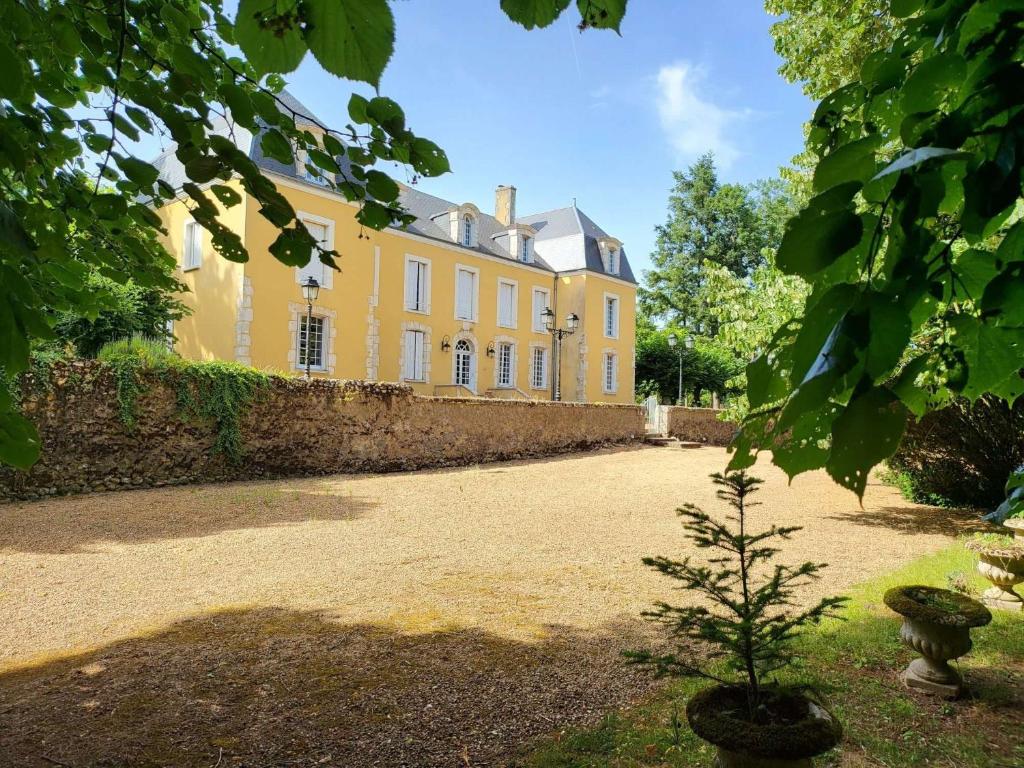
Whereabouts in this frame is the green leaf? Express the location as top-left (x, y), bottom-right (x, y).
top-left (871, 147), bottom-right (969, 181)
top-left (365, 170), bottom-right (399, 203)
top-left (576, 0), bottom-right (627, 32)
top-left (93, 193), bottom-right (128, 220)
top-left (234, 0), bottom-right (307, 75)
top-left (348, 93), bottom-right (370, 123)
top-left (0, 406), bottom-right (41, 470)
top-left (812, 136), bottom-right (882, 193)
top-left (184, 156), bottom-right (222, 184)
top-left (501, 0), bottom-right (571, 29)
top-left (117, 156), bottom-right (159, 187)
top-left (356, 200), bottom-right (394, 230)
top-left (410, 138), bottom-right (450, 177)
top-left (827, 386), bottom-right (907, 497)
top-left (776, 208), bottom-right (864, 277)
top-left (304, 0), bottom-right (395, 87)
top-left (268, 226), bottom-right (313, 267)
top-left (901, 53), bottom-right (966, 114)
top-left (260, 129), bottom-right (293, 164)
top-left (0, 40), bottom-right (26, 99)
top-left (890, 0), bottom-right (923, 18)
top-left (366, 96), bottom-right (405, 135)
top-left (210, 184), bottom-right (243, 207)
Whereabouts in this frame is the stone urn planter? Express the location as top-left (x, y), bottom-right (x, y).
top-left (965, 535), bottom-right (1024, 612)
top-left (883, 585), bottom-right (992, 698)
top-left (685, 685), bottom-right (842, 767)
top-left (1004, 516), bottom-right (1024, 542)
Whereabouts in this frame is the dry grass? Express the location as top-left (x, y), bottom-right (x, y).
top-left (0, 446), bottom-right (980, 766)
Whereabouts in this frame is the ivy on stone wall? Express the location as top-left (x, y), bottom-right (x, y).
top-left (96, 338), bottom-right (270, 461)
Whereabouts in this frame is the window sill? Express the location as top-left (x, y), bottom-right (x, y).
top-left (497, 323), bottom-right (517, 330)
top-left (404, 306), bottom-right (431, 315)
top-left (182, 264), bottom-right (201, 272)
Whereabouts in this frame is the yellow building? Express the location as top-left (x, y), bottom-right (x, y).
top-left (155, 92), bottom-right (636, 403)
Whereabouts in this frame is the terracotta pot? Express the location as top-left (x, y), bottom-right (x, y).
top-left (685, 685), bottom-right (841, 768)
top-left (883, 586), bottom-right (992, 698)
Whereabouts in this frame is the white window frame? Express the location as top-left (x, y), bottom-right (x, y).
top-left (182, 219), bottom-right (203, 271)
top-left (295, 211), bottom-right (335, 290)
top-left (496, 341), bottom-right (515, 388)
top-left (402, 328), bottom-right (427, 382)
top-left (296, 314), bottom-right (328, 372)
top-left (607, 248), bottom-right (619, 275)
top-left (531, 287), bottom-right (551, 333)
top-left (602, 351), bottom-right (618, 395)
top-left (453, 337), bottom-right (476, 391)
top-left (520, 235), bottom-right (532, 263)
top-left (496, 278), bottom-right (518, 329)
top-left (403, 254), bottom-right (431, 314)
top-left (461, 214), bottom-right (475, 247)
top-left (454, 264), bottom-right (480, 322)
top-left (603, 292), bottom-right (620, 339)
top-left (529, 345), bottom-right (548, 391)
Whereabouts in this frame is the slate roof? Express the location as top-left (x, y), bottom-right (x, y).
top-left (153, 90), bottom-right (635, 283)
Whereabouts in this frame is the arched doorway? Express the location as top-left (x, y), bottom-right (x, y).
top-left (454, 338), bottom-right (475, 392)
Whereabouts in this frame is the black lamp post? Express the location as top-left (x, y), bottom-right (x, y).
top-left (300, 275), bottom-right (320, 379)
top-left (543, 307), bottom-right (579, 402)
top-left (667, 332), bottom-right (695, 405)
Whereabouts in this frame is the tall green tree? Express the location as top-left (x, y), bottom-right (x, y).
top-left (765, 0), bottom-right (897, 100)
top-left (635, 316), bottom-right (743, 405)
top-left (641, 155), bottom-right (770, 333)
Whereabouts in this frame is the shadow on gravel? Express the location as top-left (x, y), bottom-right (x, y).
top-left (0, 483), bottom-right (378, 554)
top-left (0, 608), bottom-right (659, 768)
top-left (824, 504), bottom-right (987, 537)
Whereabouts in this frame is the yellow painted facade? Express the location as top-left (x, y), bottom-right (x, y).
top-left (159, 175), bottom-right (636, 403)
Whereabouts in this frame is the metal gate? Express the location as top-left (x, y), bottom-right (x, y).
top-left (643, 395), bottom-right (666, 434)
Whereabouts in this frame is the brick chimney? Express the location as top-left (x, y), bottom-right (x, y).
top-left (495, 185), bottom-right (516, 226)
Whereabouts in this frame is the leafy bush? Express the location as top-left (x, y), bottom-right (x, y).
top-left (888, 397), bottom-right (1024, 509)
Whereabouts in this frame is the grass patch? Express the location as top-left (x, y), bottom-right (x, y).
top-left (518, 545), bottom-right (1024, 767)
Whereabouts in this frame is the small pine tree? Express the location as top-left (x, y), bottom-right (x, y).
top-left (627, 471), bottom-right (847, 721)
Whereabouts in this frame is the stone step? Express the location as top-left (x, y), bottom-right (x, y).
top-left (644, 435), bottom-right (678, 446)
top-left (678, 441), bottom-right (704, 449)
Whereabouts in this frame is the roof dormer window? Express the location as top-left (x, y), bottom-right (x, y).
top-left (447, 204), bottom-right (480, 247)
top-left (520, 236), bottom-right (532, 263)
top-left (598, 236), bottom-right (622, 276)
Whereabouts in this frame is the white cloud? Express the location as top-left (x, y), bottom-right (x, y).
top-left (655, 62), bottom-right (747, 169)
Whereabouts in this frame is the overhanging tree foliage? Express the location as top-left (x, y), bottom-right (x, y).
top-left (731, 0), bottom-right (1024, 497)
top-left (0, 0), bottom-right (628, 468)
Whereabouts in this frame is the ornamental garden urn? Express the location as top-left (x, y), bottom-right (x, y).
top-left (965, 534), bottom-right (1024, 612)
top-left (883, 585), bottom-right (992, 698)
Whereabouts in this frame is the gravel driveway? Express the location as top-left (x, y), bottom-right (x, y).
top-left (0, 446), bottom-right (977, 766)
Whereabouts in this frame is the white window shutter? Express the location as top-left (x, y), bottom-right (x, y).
top-left (457, 270), bottom-right (472, 319)
top-left (405, 261), bottom-right (418, 310)
top-left (403, 331), bottom-right (416, 379)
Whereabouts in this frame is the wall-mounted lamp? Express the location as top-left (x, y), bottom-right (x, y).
top-left (440, 335), bottom-right (451, 352)
top-left (485, 341), bottom-right (496, 358)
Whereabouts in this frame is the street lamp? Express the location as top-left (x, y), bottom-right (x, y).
top-left (667, 332), bottom-right (695, 405)
top-left (543, 307), bottom-right (579, 402)
top-left (300, 276), bottom-right (320, 379)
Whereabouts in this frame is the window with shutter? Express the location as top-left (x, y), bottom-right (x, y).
top-left (455, 267), bottom-right (477, 321)
top-left (183, 221), bottom-right (203, 270)
top-left (404, 257), bottom-right (429, 312)
top-left (532, 288), bottom-right (550, 332)
top-left (403, 330), bottom-right (425, 381)
top-left (297, 217), bottom-right (331, 287)
top-left (497, 280), bottom-right (516, 328)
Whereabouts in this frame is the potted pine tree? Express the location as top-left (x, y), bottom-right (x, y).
top-left (628, 472), bottom-right (846, 767)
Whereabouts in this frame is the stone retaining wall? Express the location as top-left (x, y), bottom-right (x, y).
top-left (665, 406), bottom-right (736, 446)
top-left (0, 362), bottom-right (644, 500)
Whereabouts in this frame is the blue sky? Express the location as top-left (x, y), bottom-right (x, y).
top-left (267, 2), bottom-right (813, 279)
